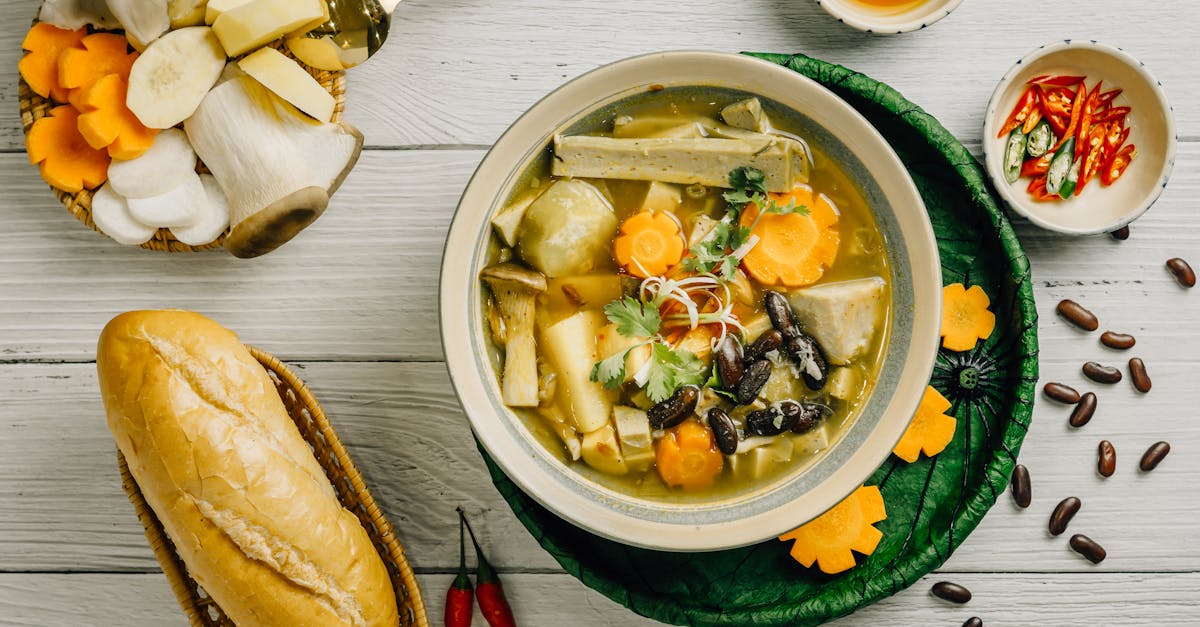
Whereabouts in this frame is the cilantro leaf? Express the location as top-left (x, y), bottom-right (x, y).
top-left (727, 166), bottom-right (767, 197)
top-left (645, 343), bottom-right (708, 403)
top-left (603, 296), bottom-right (661, 338)
top-left (590, 348), bottom-right (631, 389)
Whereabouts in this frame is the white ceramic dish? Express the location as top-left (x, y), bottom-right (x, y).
top-left (817, 0), bottom-right (963, 34)
top-left (440, 51), bottom-right (942, 551)
top-left (982, 40), bottom-right (1176, 235)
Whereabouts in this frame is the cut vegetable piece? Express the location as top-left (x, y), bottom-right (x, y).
top-left (940, 283), bottom-right (996, 352)
top-left (740, 184), bottom-right (840, 287)
top-left (778, 485), bottom-right (886, 574)
top-left (168, 0), bottom-right (208, 27)
top-left (655, 420), bottom-right (724, 491)
top-left (285, 33), bottom-right (366, 72)
top-left (238, 47), bottom-right (336, 121)
top-left (515, 179), bottom-right (618, 278)
top-left (552, 135), bottom-right (807, 193)
top-left (826, 366), bottom-right (863, 402)
top-left (107, 0), bottom-right (170, 50)
top-left (127, 172), bottom-right (206, 228)
top-left (184, 74), bottom-right (361, 257)
top-left (538, 404), bottom-right (582, 462)
top-left (612, 406), bottom-right (653, 454)
top-left (290, 0), bottom-right (331, 36)
top-left (720, 97), bottom-right (767, 132)
top-left (19, 23), bottom-right (87, 102)
top-left (74, 74), bottom-right (158, 160)
top-left (38, 0), bottom-right (120, 30)
top-left (580, 424), bottom-right (629, 476)
top-left (613, 211), bottom-right (685, 278)
top-left (107, 128), bottom-right (197, 199)
top-left (491, 188), bottom-right (542, 247)
top-left (728, 435), bottom-right (792, 481)
top-left (892, 386), bottom-right (957, 463)
top-left (126, 27), bottom-right (226, 129)
top-left (205, 0), bottom-right (250, 24)
top-left (539, 310), bottom-right (612, 434)
top-left (481, 263), bottom-right (547, 408)
top-left (26, 106), bottom-right (110, 193)
top-left (787, 277), bottom-right (887, 365)
top-left (595, 323), bottom-right (650, 385)
top-left (211, 0), bottom-right (327, 57)
top-left (90, 182), bottom-right (157, 245)
top-left (170, 174), bottom-right (231, 245)
top-left (56, 32), bottom-right (136, 95)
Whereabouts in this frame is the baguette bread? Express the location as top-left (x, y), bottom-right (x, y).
top-left (97, 310), bottom-right (399, 627)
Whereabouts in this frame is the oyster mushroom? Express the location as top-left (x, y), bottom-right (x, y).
top-left (481, 263), bottom-right (547, 407)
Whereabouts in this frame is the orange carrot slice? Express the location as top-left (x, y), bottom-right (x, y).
top-left (892, 386), bottom-right (957, 463)
top-left (27, 105), bottom-right (111, 193)
top-left (740, 184), bottom-right (840, 287)
top-left (655, 420), bottom-right (724, 491)
top-left (74, 74), bottom-right (158, 160)
top-left (19, 23), bottom-right (87, 103)
top-left (940, 283), bottom-right (997, 352)
top-left (58, 33), bottom-right (137, 96)
top-left (613, 211), bottom-right (685, 278)
top-left (778, 485), bottom-right (887, 574)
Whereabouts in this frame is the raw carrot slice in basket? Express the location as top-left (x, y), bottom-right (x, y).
top-left (778, 485), bottom-right (887, 574)
top-left (58, 33), bottom-right (137, 97)
top-left (656, 420), bottom-right (724, 491)
top-left (19, 23), bottom-right (87, 102)
top-left (940, 283), bottom-right (996, 352)
top-left (892, 385), bottom-right (957, 463)
top-left (74, 74), bottom-right (158, 159)
top-left (27, 105), bottom-right (111, 193)
top-left (740, 184), bottom-right (840, 288)
top-left (614, 211), bottom-right (685, 278)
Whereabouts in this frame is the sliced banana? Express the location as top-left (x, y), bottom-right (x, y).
top-left (128, 172), bottom-right (206, 228)
top-left (91, 183), bottom-right (157, 245)
top-left (127, 26), bottom-right (226, 129)
top-left (170, 174), bottom-right (231, 246)
top-left (108, 128), bottom-right (197, 199)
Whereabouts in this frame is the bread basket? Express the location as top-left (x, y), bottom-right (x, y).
top-left (18, 15), bottom-right (347, 253)
top-left (117, 346), bottom-right (428, 626)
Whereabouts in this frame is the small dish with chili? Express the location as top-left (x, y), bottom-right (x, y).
top-left (983, 40), bottom-right (1175, 235)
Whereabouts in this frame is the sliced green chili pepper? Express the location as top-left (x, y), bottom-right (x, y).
top-left (1058, 156), bottom-right (1082, 199)
top-left (1045, 137), bottom-right (1076, 195)
top-left (1025, 120), bottom-right (1054, 158)
top-left (1004, 127), bottom-right (1027, 184)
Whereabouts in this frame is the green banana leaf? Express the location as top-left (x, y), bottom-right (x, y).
top-left (482, 52), bottom-right (1040, 626)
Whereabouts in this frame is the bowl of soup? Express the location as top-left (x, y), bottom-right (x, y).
top-left (441, 51), bottom-right (942, 551)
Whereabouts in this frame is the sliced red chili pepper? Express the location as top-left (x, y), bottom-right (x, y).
top-left (1039, 86), bottom-right (1075, 119)
top-left (1075, 81), bottom-right (1102, 160)
top-left (1092, 106), bottom-right (1131, 125)
top-left (998, 87), bottom-right (1038, 138)
top-left (1079, 124), bottom-right (1108, 192)
top-left (1100, 121), bottom-right (1123, 162)
top-left (1052, 82), bottom-right (1087, 153)
top-left (1028, 74), bottom-right (1086, 87)
top-left (1045, 112), bottom-right (1069, 137)
top-left (1021, 153), bottom-right (1053, 178)
top-left (1101, 144), bottom-right (1136, 186)
top-left (1027, 176), bottom-right (1055, 202)
top-left (1097, 88), bottom-right (1124, 107)
top-left (1021, 89), bottom-right (1044, 134)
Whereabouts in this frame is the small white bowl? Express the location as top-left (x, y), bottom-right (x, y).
top-left (982, 40), bottom-right (1176, 235)
top-left (817, 0), bottom-right (963, 34)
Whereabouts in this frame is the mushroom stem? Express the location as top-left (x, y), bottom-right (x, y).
top-left (481, 263), bottom-right (547, 407)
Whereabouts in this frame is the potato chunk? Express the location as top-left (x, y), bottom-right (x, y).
top-left (516, 179), bottom-right (618, 278)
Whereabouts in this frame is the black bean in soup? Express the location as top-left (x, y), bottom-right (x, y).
top-left (1082, 362), bottom-right (1121, 384)
top-left (930, 581), bottom-right (972, 604)
top-left (1049, 496), bottom-right (1081, 536)
top-left (1069, 393), bottom-right (1097, 428)
top-left (735, 360), bottom-right (772, 405)
top-left (787, 402), bottom-right (829, 435)
top-left (764, 291), bottom-right (799, 340)
top-left (1128, 358), bottom-right (1151, 393)
top-left (706, 408), bottom-right (739, 456)
top-left (744, 329), bottom-right (783, 361)
top-left (1056, 299), bottom-right (1099, 331)
top-left (963, 618), bottom-right (984, 627)
top-left (1109, 225), bottom-right (1130, 241)
top-left (1097, 440), bottom-right (1116, 478)
top-left (1069, 534), bottom-right (1107, 564)
top-left (1166, 258), bottom-right (1196, 288)
top-left (1042, 382), bottom-right (1081, 404)
top-left (715, 335), bottom-right (744, 390)
top-left (1099, 331), bottom-right (1136, 350)
top-left (1010, 464), bottom-right (1031, 509)
top-left (647, 386), bottom-right (699, 430)
top-left (1140, 441), bottom-right (1171, 471)
top-left (745, 406), bottom-right (797, 437)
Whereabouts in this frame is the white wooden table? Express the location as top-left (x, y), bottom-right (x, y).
top-left (2, 1), bottom-right (1198, 625)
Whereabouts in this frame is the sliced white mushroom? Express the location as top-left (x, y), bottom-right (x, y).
top-left (170, 174), bottom-right (231, 246)
top-left (127, 172), bottom-right (206, 228)
top-left (481, 263), bottom-right (548, 408)
top-left (90, 183), bottom-right (156, 245)
top-left (107, 129), bottom-right (197, 199)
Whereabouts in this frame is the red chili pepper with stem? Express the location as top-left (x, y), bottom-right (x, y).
top-left (1028, 74), bottom-right (1086, 87)
top-left (461, 511), bottom-right (517, 627)
top-left (445, 511), bottom-right (475, 627)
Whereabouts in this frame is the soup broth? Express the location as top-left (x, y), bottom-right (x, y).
top-left (480, 87), bottom-right (892, 501)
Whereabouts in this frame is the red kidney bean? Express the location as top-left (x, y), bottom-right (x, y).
top-left (735, 360), bottom-right (772, 405)
top-left (1128, 358), bottom-right (1151, 393)
top-left (1100, 331), bottom-right (1136, 350)
top-left (1069, 393), bottom-right (1097, 428)
top-left (647, 386), bottom-right (699, 430)
top-left (1082, 362), bottom-right (1121, 384)
top-left (1166, 258), bottom-right (1196, 288)
top-left (1140, 441), bottom-right (1171, 471)
top-left (1010, 464), bottom-right (1031, 508)
top-left (784, 401), bottom-right (829, 435)
top-left (1097, 440), bottom-right (1116, 478)
top-left (1056, 299), bottom-right (1099, 331)
top-left (744, 329), bottom-right (783, 361)
top-left (1109, 225), bottom-right (1130, 240)
top-left (706, 408), bottom-right (738, 455)
top-left (1043, 382), bottom-right (1081, 404)
top-left (1049, 497), bottom-right (1081, 536)
top-left (930, 581), bottom-right (972, 604)
top-left (715, 335), bottom-right (744, 390)
top-left (1069, 534), bottom-right (1107, 564)
top-left (764, 291), bottom-right (799, 340)
top-left (963, 618), bottom-right (984, 627)
top-left (745, 405), bottom-right (797, 437)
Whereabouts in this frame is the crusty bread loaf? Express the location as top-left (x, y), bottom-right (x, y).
top-left (97, 310), bottom-right (399, 627)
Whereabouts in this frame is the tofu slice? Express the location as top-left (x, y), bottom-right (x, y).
top-left (721, 98), bottom-right (767, 133)
top-left (606, 180), bottom-right (683, 214)
top-left (787, 277), bottom-right (888, 365)
top-left (612, 406), bottom-right (655, 472)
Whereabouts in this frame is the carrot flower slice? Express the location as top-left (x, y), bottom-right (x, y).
top-left (892, 385), bottom-right (957, 463)
top-left (940, 283), bottom-right (996, 352)
top-left (58, 33), bottom-right (137, 96)
top-left (778, 485), bottom-right (887, 574)
top-left (655, 420), bottom-right (724, 491)
top-left (26, 105), bottom-right (110, 193)
top-left (74, 74), bottom-right (158, 160)
top-left (19, 23), bottom-right (87, 103)
top-left (613, 211), bottom-right (685, 278)
top-left (740, 184), bottom-right (840, 288)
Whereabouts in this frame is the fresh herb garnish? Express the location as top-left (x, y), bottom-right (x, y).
top-left (591, 347), bottom-right (633, 390)
top-left (589, 295), bottom-right (708, 402)
top-left (645, 343), bottom-right (708, 403)
top-left (602, 296), bottom-right (661, 338)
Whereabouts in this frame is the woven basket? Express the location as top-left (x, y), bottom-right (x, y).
top-left (117, 346), bottom-right (428, 626)
top-left (18, 18), bottom-right (347, 253)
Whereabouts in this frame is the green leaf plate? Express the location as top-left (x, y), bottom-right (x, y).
top-left (481, 52), bottom-right (1040, 626)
